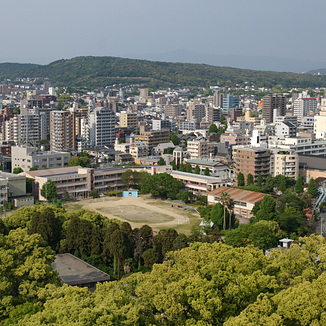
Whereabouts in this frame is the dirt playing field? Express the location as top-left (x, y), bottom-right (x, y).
top-left (65, 196), bottom-right (201, 234)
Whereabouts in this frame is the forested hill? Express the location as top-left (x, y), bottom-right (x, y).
top-left (1, 56), bottom-right (326, 89)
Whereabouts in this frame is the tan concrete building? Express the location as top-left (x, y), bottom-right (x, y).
top-left (270, 150), bottom-right (298, 179)
top-left (50, 111), bottom-right (75, 151)
top-left (233, 146), bottom-right (271, 184)
top-left (134, 125), bottom-right (170, 155)
top-left (187, 139), bottom-right (214, 159)
top-left (119, 112), bottom-right (138, 132)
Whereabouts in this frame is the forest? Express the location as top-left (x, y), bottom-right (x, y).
top-left (0, 185), bottom-right (323, 326)
top-left (1, 56), bottom-right (326, 89)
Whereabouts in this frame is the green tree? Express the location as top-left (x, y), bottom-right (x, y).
top-left (171, 160), bottom-right (177, 170)
top-left (247, 173), bottom-right (254, 185)
top-left (225, 220), bottom-right (285, 250)
top-left (237, 172), bottom-right (245, 186)
top-left (220, 191), bottom-right (231, 230)
top-left (40, 180), bottom-right (57, 202)
top-left (170, 133), bottom-right (180, 145)
top-left (204, 167), bottom-right (210, 176)
top-left (140, 173), bottom-right (184, 199)
top-left (29, 167), bottom-right (38, 171)
top-left (194, 165), bottom-right (200, 174)
top-left (158, 157), bottom-right (165, 166)
top-left (179, 162), bottom-right (185, 172)
top-left (307, 178), bottom-right (317, 196)
top-left (0, 228), bottom-right (60, 320)
top-left (28, 206), bottom-right (63, 250)
top-left (208, 124), bottom-right (218, 134)
top-left (13, 167), bottom-right (23, 174)
top-left (257, 174), bottom-right (263, 187)
top-left (294, 175), bottom-right (304, 194)
top-left (186, 164), bottom-right (192, 173)
top-left (253, 195), bottom-right (276, 221)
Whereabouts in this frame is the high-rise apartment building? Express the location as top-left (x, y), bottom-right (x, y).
top-left (88, 107), bottom-right (115, 147)
top-left (233, 146), bottom-right (271, 185)
top-left (187, 103), bottom-right (206, 123)
top-left (213, 91), bottom-right (224, 107)
top-left (294, 97), bottom-right (317, 124)
top-left (50, 111), bottom-right (75, 151)
top-left (262, 95), bottom-right (286, 123)
top-left (12, 108), bottom-right (47, 144)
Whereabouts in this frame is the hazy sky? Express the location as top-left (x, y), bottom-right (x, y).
top-left (1, 0), bottom-right (326, 66)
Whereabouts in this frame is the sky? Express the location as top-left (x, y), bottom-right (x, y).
top-left (1, 0), bottom-right (326, 71)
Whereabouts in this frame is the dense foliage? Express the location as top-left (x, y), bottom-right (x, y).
top-left (10, 235), bottom-right (326, 325)
top-left (2, 56), bottom-right (326, 89)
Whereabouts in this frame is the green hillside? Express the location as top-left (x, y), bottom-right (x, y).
top-left (1, 56), bottom-right (326, 88)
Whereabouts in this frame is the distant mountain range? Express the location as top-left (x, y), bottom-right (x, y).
top-left (1, 56), bottom-right (326, 89)
top-left (306, 68), bottom-right (326, 75)
top-left (124, 49), bottom-right (326, 74)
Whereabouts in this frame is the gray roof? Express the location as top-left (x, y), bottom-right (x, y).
top-left (52, 254), bottom-right (110, 286)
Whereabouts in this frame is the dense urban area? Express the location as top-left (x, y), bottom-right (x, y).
top-left (1, 59), bottom-right (326, 325)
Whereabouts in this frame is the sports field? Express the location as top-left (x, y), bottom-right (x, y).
top-left (65, 196), bottom-right (201, 234)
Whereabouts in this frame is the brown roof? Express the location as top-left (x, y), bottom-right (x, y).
top-left (208, 186), bottom-right (267, 204)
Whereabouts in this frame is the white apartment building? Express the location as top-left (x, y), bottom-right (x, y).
top-left (274, 121), bottom-right (296, 139)
top-left (11, 146), bottom-right (70, 172)
top-left (88, 107), bottom-right (115, 147)
top-left (293, 97), bottom-right (317, 124)
top-left (270, 150), bottom-right (299, 179)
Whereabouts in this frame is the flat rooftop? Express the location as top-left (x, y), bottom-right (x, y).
top-left (51, 253), bottom-right (110, 286)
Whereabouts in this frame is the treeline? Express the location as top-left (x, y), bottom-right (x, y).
top-left (1, 56), bottom-right (326, 88)
top-left (2, 225), bottom-right (326, 325)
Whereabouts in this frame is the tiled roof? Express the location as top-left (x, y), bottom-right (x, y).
top-left (208, 186), bottom-right (267, 204)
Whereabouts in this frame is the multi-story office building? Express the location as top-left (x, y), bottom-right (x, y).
top-left (164, 105), bottom-right (183, 118)
top-left (152, 119), bottom-right (174, 131)
top-left (262, 95), bottom-right (286, 124)
top-left (134, 125), bottom-right (170, 155)
top-left (233, 146), bottom-right (271, 184)
top-left (270, 150), bottom-right (298, 179)
top-left (222, 94), bottom-right (240, 115)
top-left (11, 146), bottom-right (70, 172)
top-left (120, 112), bottom-right (138, 132)
top-left (187, 139), bottom-right (214, 159)
top-left (50, 111), bottom-right (75, 151)
top-left (213, 91), bottom-right (224, 107)
top-left (220, 131), bottom-right (251, 146)
top-left (88, 107), bottom-right (115, 147)
top-left (187, 103), bottom-right (206, 123)
top-left (206, 107), bottom-right (221, 124)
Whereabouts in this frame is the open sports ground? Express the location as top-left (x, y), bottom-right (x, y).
top-left (65, 196), bottom-right (201, 234)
